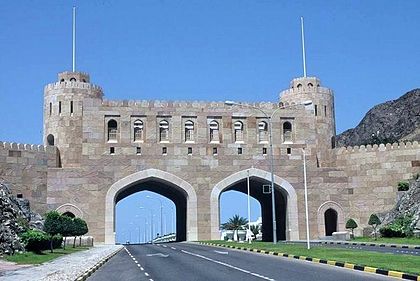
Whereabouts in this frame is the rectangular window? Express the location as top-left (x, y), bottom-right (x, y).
top-left (8, 150), bottom-right (22, 157)
top-left (17, 193), bottom-right (23, 199)
top-left (162, 147), bottom-right (167, 155)
top-left (324, 105), bottom-right (327, 117)
top-left (213, 147), bottom-right (218, 155)
top-left (314, 105), bottom-right (317, 116)
top-left (110, 147), bottom-right (115, 155)
top-left (70, 101), bottom-right (74, 114)
top-left (49, 103), bottom-right (52, 116)
top-left (187, 147), bottom-right (192, 155)
top-left (59, 101), bottom-right (62, 115)
top-left (237, 147), bottom-right (243, 155)
top-left (136, 147), bottom-right (141, 155)
top-left (262, 147), bottom-right (267, 155)
top-left (287, 147), bottom-right (292, 155)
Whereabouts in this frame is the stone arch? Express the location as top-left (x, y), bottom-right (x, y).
top-left (56, 203), bottom-right (83, 218)
top-left (210, 167), bottom-right (299, 241)
top-left (104, 168), bottom-right (197, 244)
top-left (317, 201), bottom-right (345, 237)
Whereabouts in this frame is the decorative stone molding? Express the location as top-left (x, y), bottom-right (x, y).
top-left (56, 203), bottom-right (83, 218)
top-left (210, 167), bottom-right (299, 241)
top-left (104, 168), bottom-right (197, 244)
top-left (317, 201), bottom-right (345, 237)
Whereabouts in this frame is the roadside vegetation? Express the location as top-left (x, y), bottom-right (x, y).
top-left (202, 240), bottom-right (420, 275)
top-left (352, 237), bottom-right (420, 245)
top-left (2, 211), bottom-right (90, 265)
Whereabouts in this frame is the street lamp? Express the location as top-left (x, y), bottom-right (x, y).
top-left (225, 100), bottom-right (312, 244)
top-left (146, 195), bottom-right (164, 236)
top-left (140, 206), bottom-right (154, 242)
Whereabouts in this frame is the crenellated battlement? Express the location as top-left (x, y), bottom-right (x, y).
top-left (334, 141), bottom-right (419, 155)
top-left (280, 85), bottom-right (333, 96)
top-left (44, 81), bottom-right (103, 93)
top-left (0, 141), bottom-right (56, 153)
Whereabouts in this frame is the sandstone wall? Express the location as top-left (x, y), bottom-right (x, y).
top-left (0, 141), bottom-right (58, 214)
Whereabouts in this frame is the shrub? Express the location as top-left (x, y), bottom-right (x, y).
top-left (397, 181), bottom-right (409, 191)
top-left (368, 214), bottom-right (381, 240)
top-left (345, 218), bottom-right (358, 238)
top-left (20, 230), bottom-right (62, 253)
top-left (379, 215), bottom-right (413, 238)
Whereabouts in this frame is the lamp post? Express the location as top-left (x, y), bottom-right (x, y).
top-left (146, 195), bottom-right (163, 236)
top-left (225, 100), bottom-right (312, 244)
top-left (140, 206), bottom-right (154, 242)
top-left (302, 148), bottom-right (310, 250)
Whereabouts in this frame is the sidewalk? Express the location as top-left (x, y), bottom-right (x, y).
top-left (0, 245), bottom-right (122, 281)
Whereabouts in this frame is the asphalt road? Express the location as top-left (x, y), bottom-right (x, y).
top-left (88, 243), bottom-right (396, 281)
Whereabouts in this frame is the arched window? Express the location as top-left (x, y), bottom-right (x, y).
top-left (133, 119), bottom-right (144, 142)
top-left (234, 121), bottom-right (244, 142)
top-left (209, 120), bottom-right (219, 142)
top-left (159, 120), bottom-right (169, 142)
top-left (62, 211), bottom-right (75, 218)
top-left (108, 120), bottom-right (118, 142)
top-left (47, 134), bottom-right (55, 146)
top-left (70, 77), bottom-right (76, 82)
top-left (185, 120), bottom-right (194, 142)
top-left (258, 121), bottom-right (268, 142)
top-left (283, 122), bottom-right (292, 143)
top-left (297, 83), bottom-right (302, 89)
top-left (308, 83), bottom-right (313, 87)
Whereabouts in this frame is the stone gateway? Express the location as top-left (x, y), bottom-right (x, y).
top-left (0, 71), bottom-right (418, 243)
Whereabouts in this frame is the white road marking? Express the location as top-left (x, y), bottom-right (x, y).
top-left (145, 272), bottom-right (150, 276)
top-left (171, 247), bottom-right (177, 250)
top-left (162, 245), bottom-right (167, 248)
top-left (147, 253), bottom-right (169, 257)
top-left (181, 250), bottom-right (275, 281)
top-left (214, 250), bottom-right (229, 255)
top-left (140, 267), bottom-right (144, 271)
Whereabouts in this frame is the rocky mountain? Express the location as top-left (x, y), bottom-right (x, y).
top-left (336, 89), bottom-right (420, 147)
top-left (0, 182), bottom-right (43, 255)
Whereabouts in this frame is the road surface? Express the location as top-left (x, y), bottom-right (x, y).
top-left (88, 242), bottom-right (396, 281)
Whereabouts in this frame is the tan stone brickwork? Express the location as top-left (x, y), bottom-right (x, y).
top-left (0, 71), bottom-right (419, 242)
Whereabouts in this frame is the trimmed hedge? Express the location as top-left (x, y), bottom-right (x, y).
top-left (20, 230), bottom-right (62, 253)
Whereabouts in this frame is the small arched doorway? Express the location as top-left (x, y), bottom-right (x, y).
top-left (324, 208), bottom-right (338, 236)
top-left (62, 211), bottom-right (76, 218)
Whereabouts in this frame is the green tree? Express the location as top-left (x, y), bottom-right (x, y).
top-left (43, 211), bottom-right (63, 253)
top-left (221, 215), bottom-right (248, 231)
top-left (345, 218), bottom-right (358, 238)
top-left (72, 218), bottom-right (89, 248)
top-left (368, 214), bottom-right (381, 240)
top-left (60, 215), bottom-right (75, 250)
top-left (250, 224), bottom-right (261, 238)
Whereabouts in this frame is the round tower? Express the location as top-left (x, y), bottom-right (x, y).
top-left (43, 71), bottom-right (103, 167)
top-left (279, 77), bottom-right (336, 160)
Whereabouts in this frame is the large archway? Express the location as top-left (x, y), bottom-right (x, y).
top-left (211, 168), bottom-right (299, 241)
top-left (105, 169), bottom-right (198, 244)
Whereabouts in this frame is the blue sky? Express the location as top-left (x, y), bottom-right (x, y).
top-left (1, 1), bottom-right (419, 241)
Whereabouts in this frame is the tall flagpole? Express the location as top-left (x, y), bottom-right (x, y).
top-left (300, 17), bottom-right (307, 78)
top-left (72, 6), bottom-right (76, 72)
top-left (247, 168), bottom-right (251, 243)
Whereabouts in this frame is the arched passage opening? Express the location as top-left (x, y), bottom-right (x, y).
top-left (116, 191), bottom-right (176, 244)
top-left (211, 168), bottom-right (299, 241)
top-left (324, 208), bottom-right (338, 236)
top-left (105, 169), bottom-right (197, 244)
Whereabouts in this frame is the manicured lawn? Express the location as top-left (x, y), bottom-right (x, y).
top-left (4, 247), bottom-right (90, 265)
top-left (352, 237), bottom-right (420, 245)
top-left (202, 241), bottom-right (420, 275)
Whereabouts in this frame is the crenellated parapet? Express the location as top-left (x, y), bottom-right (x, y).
top-left (0, 141), bottom-right (56, 153)
top-left (44, 81), bottom-right (103, 98)
top-left (334, 141), bottom-right (419, 155)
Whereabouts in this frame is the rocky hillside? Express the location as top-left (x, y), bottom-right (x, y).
top-left (336, 89), bottom-right (420, 147)
top-left (380, 178), bottom-right (420, 232)
top-left (0, 182), bottom-right (43, 255)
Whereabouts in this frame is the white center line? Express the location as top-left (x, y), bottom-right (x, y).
top-left (181, 249), bottom-right (275, 281)
top-left (145, 272), bottom-right (150, 276)
top-left (171, 247), bottom-right (176, 250)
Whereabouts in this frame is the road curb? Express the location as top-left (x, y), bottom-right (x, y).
top-left (199, 242), bottom-right (420, 281)
top-left (317, 241), bottom-right (420, 250)
top-left (74, 246), bottom-right (123, 281)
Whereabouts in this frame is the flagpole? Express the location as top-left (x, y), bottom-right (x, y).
top-left (300, 17), bottom-right (307, 78)
top-left (72, 6), bottom-right (76, 72)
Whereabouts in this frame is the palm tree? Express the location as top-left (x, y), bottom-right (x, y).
top-left (221, 215), bottom-right (248, 241)
top-left (250, 224), bottom-right (261, 237)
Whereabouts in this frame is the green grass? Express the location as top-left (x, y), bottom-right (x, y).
top-left (202, 241), bottom-right (420, 275)
top-left (4, 247), bottom-right (90, 265)
top-left (352, 237), bottom-right (420, 245)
